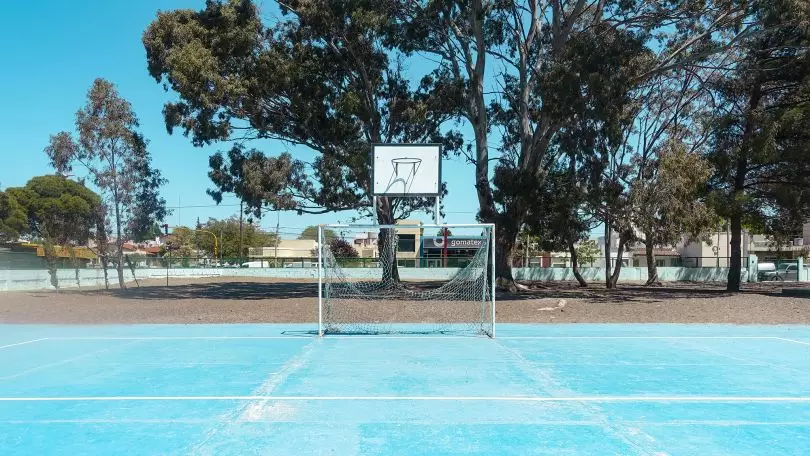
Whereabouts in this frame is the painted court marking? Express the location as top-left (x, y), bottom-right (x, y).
top-left (1, 395), bottom-right (810, 403)
top-left (43, 335), bottom-right (803, 341)
top-left (47, 336), bottom-right (303, 341)
top-left (498, 336), bottom-right (786, 340)
top-left (772, 337), bottom-right (810, 346)
top-left (2, 419), bottom-right (810, 426)
top-left (0, 338), bottom-right (49, 350)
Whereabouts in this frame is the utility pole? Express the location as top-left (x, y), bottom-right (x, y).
top-left (239, 199), bottom-right (244, 265)
top-left (274, 211), bottom-right (280, 267)
top-left (443, 227), bottom-right (448, 268)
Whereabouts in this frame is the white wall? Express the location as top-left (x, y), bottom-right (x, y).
top-left (514, 267), bottom-right (745, 283)
top-left (1, 265), bottom-right (755, 292)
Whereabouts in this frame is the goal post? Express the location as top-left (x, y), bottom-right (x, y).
top-left (317, 223), bottom-right (496, 337)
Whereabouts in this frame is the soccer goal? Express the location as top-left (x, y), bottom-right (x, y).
top-left (317, 223), bottom-right (495, 337)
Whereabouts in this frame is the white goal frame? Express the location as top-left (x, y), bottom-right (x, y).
top-left (317, 223), bottom-right (496, 337)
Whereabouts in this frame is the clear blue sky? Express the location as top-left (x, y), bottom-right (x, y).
top-left (0, 1), bottom-right (480, 240)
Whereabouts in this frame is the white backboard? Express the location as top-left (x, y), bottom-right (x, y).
top-left (372, 144), bottom-right (441, 196)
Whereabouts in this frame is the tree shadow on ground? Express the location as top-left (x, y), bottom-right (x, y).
top-left (497, 281), bottom-right (784, 304)
top-left (69, 281), bottom-right (319, 301)
top-left (47, 279), bottom-right (793, 303)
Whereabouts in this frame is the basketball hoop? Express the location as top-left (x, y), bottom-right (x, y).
top-left (391, 157), bottom-right (422, 176)
top-left (372, 143), bottom-right (441, 223)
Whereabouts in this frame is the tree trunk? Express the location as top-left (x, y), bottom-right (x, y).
top-left (468, 0), bottom-right (522, 290)
top-left (728, 139), bottom-right (750, 292)
top-left (42, 236), bottom-right (59, 291)
top-left (375, 196), bottom-right (400, 284)
top-left (116, 247), bottom-right (125, 289)
top-left (645, 241), bottom-right (661, 286)
top-left (94, 214), bottom-right (110, 290)
top-left (125, 255), bottom-right (140, 287)
top-left (100, 254), bottom-right (110, 290)
top-left (607, 233), bottom-right (630, 289)
top-left (68, 245), bottom-right (80, 289)
top-left (494, 233), bottom-right (516, 290)
top-left (727, 78), bottom-right (761, 291)
top-left (114, 202), bottom-right (125, 289)
top-left (568, 239), bottom-right (587, 287)
top-left (493, 219), bottom-right (527, 292)
top-left (728, 212), bottom-right (743, 291)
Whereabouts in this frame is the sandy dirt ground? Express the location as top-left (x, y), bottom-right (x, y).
top-left (0, 276), bottom-right (808, 324)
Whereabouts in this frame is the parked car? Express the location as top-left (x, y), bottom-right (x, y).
top-left (757, 262), bottom-right (776, 281)
top-left (240, 261), bottom-right (267, 268)
top-left (284, 260), bottom-right (315, 268)
top-left (760, 263), bottom-right (798, 281)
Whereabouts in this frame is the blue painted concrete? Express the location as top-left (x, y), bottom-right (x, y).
top-left (0, 324), bottom-right (809, 455)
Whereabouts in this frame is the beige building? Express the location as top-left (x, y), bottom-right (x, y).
top-left (248, 240), bottom-right (317, 258)
top-left (393, 219), bottom-right (422, 266)
top-left (630, 247), bottom-right (682, 268)
top-left (679, 231), bottom-right (751, 267)
top-left (352, 231), bottom-right (379, 258)
top-left (347, 220), bottom-right (424, 264)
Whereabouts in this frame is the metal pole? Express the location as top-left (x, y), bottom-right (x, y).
top-left (239, 200), bottom-right (244, 265)
top-left (481, 228), bottom-right (487, 330)
top-left (317, 225), bottom-right (323, 336)
top-left (274, 211), bottom-right (280, 267)
top-left (443, 227), bottom-right (448, 268)
top-left (326, 223), bottom-right (492, 229)
top-left (434, 196), bottom-right (441, 225)
top-left (490, 224), bottom-right (496, 338)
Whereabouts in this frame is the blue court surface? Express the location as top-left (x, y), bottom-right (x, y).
top-left (1, 324), bottom-right (810, 455)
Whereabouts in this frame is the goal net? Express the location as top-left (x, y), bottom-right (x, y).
top-left (318, 224), bottom-right (495, 336)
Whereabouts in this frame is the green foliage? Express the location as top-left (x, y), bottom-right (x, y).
top-left (0, 190), bottom-right (28, 242)
top-left (575, 240), bottom-right (600, 267)
top-left (705, 0), bottom-right (810, 289)
top-left (329, 238), bottom-right (358, 258)
top-left (631, 141), bottom-right (720, 248)
top-left (207, 146), bottom-right (306, 219)
top-left (132, 223), bottom-right (164, 242)
top-left (7, 175), bottom-right (102, 288)
top-left (523, 156), bottom-right (596, 255)
top-left (10, 175), bottom-right (102, 245)
top-left (45, 78), bottom-right (168, 287)
top-left (164, 226), bottom-right (196, 258)
top-left (195, 217), bottom-right (276, 258)
top-left (142, 0), bottom-right (459, 223)
top-left (298, 225), bottom-right (336, 242)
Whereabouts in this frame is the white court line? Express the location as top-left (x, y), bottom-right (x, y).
top-left (2, 395), bottom-right (810, 402)
top-left (772, 337), bottom-right (810, 347)
top-left (0, 338), bottom-right (49, 350)
top-left (0, 341), bottom-right (142, 381)
top-left (3, 419), bottom-right (810, 426)
top-left (44, 335), bottom-right (796, 341)
top-left (48, 336), bottom-right (486, 340)
top-left (499, 336), bottom-right (780, 340)
top-left (48, 336), bottom-right (306, 341)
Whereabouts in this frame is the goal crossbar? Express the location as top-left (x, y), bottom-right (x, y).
top-left (324, 223), bottom-right (495, 229)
